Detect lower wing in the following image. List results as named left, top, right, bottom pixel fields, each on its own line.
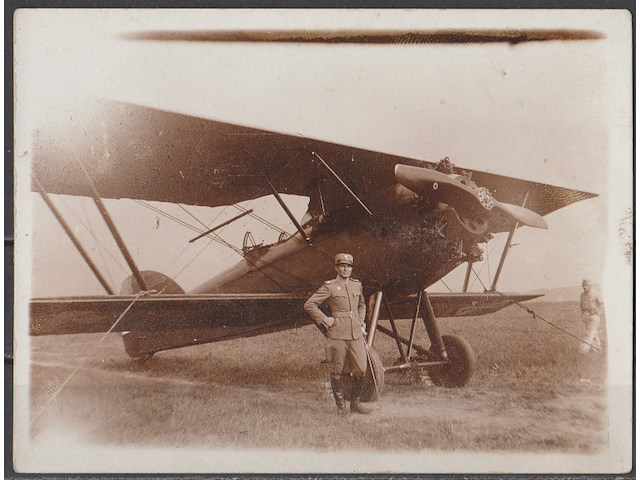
left=31, top=292, right=543, bottom=336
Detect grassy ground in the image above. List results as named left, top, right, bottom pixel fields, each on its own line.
left=28, top=301, right=607, bottom=453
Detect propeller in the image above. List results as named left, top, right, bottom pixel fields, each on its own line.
left=123, top=29, right=604, bottom=45
left=394, top=164, right=547, bottom=230
left=491, top=201, right=547, bottom=230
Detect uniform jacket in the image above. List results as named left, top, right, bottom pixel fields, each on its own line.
left=304, top=278, right=367, bottom=340
left=580, top=290, right=603, bottom=315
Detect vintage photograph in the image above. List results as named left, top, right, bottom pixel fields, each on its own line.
left=13, top=9, right=632, bottom=474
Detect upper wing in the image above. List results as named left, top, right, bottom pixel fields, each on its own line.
left=32, top=99, right=412, bottom=215
left=464, top=168, right=596, bottom=219
left=32, top=99, right=595, bottom=221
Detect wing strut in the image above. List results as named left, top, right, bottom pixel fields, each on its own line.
left=490, top=192, right=528, bottom=291
left=34, top=176, right=115, bottom=295
left=312, top=152, right=373, bottom=217
left=77, top=163, right=149, bottom=292
left=365, top=289, right=478, bottom=387
left=462, top=261, right=473, bottom=292
left=267, top=180, right=311, bottom=243
left=91, top=195, right=149, bottom=292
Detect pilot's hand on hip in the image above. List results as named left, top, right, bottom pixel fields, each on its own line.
left=324, top=317, right=335, bottom=328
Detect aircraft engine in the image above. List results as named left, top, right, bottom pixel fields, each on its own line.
left=394, top=163, right=547, bottom=231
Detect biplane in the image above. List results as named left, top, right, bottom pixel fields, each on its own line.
left=28, top=28, right=601, bottom=400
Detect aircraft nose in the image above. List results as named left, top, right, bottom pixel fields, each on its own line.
left=395, top=163, right=548, bottom=230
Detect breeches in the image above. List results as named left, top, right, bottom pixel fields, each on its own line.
left=581, top=313, right=602, bottom=352
left=326, top=337, right=367, bottom=377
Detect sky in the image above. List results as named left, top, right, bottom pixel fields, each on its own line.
left=14, top=9, right=632, bottom=297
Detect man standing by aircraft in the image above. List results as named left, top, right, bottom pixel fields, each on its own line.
left=304, top=253, right=371, bottom=416
left=579, top=278, right=604, bottom=354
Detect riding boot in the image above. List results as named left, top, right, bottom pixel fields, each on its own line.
left=330, top=374, right=349, bottom=416
left=350, top=376, right=372, bottom=414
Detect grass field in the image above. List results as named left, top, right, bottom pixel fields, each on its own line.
left=28, top=300, right=607, bottom=454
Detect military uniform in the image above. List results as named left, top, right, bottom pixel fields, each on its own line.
left=580, top=280, right=603, bottom=353
left=304, top=277, right=368, bottom=376
left=304, top=253, right=371, bottom=415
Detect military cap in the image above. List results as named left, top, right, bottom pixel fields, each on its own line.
left=582, top=278, right=592, bottom=286
left=335, top=253, right=354, bottom=266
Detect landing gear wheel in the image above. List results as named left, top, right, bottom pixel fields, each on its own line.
left=361, top=347, right=385, bottom=402
left=122, top=332, right=155, bottom=364
left=428, top=335, right=476, bottom=388
left=132, top=352, right=155, bottom=365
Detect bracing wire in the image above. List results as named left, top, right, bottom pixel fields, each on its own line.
left=177, top=203, right=211, bottom=230
left=469, top=235, right=501, bottom=291
left=134, top=195, right=373, bottom=293
left=233, top=198, right=312, bottom=251
left=469, top=266, right=603, bottom=352
left=439, top=278, right=453, bottom=293
left=56, top=195, right=129, bottom=276
left=133, top=199, right=315, bottom=291
left=57, top=156, right=313, bottom=292
left=172, top=236, right=218, bottom=281
left=168, top=204, right=236, bottom=280
left=159, top=202, right=235, bottom=275
left=30, top=291, right=150, bottom=426
left=171, top=202, right=258, bottom=279
left=133, top=200, right=243, bottom=254
left=140, top=194, right=318, bottom=291
left=234, top=204, right=290, bottom=237
left=494, top=289, right=604, bottom=353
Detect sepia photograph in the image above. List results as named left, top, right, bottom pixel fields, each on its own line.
left=12, top=8, right=633, bottom=474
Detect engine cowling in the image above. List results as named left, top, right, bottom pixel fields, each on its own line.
left=394, top=163, right=547, bottom=230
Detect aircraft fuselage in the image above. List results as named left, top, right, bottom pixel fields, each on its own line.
left=192, top=186, right=484, bottom=300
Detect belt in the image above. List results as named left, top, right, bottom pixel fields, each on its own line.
left=333, top=310, right=357, bottom=318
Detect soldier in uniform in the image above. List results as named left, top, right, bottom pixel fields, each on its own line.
left=579, top=278, right=604, bottom=354
left=304, top=253, right=371, bottom=416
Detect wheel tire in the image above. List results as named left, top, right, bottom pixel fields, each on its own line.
left=360, top=347, right=385, bottom=402
left=123, top=332, right=155, bottom=363
left=132, top=352, right=155, bottom=365
left=428, top=335, right=476, bottom=388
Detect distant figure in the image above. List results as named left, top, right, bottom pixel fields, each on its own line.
left=579, top=278, right=604, bottom=354
left=304, top=253, right=371, bottom=416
